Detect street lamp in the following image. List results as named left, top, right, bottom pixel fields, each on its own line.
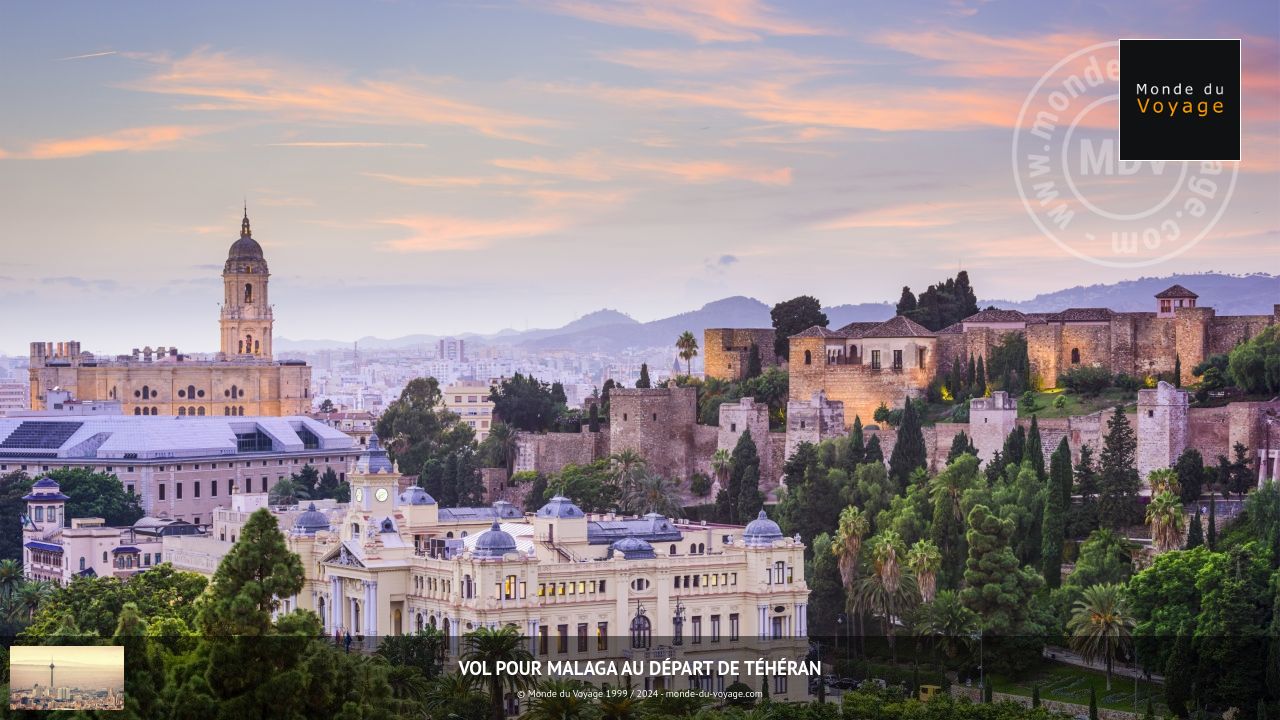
left=672, top=597, right=685, bottom=646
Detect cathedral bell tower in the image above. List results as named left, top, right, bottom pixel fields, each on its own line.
left=220, top=206, right=274, bottom=358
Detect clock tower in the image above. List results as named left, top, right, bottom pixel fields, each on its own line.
left=347, top=434, right=400, bottom=523
left=220, top=206, right=274, bottom=358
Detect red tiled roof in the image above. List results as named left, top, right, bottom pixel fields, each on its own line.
left=1155, top=284, right=1198, bottom=299
left=962, top=308, right=1028, bottom=324
left=790, top=325, right=843, bottom=339
left=835, top=321, right=882, bottom=338
left=937, top=322, right=964, bottom=334
left=1046, top=308, right=1116, bottom=323
left=862, top=315, right=936, bottom=338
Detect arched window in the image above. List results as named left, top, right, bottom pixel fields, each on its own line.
left=244, top=283, right=253, bottom=303
left=178, top=407, right=186, bottom=416
left=79, top=557, right=85, bottom=571
left=803, top=350, right=812, bottom=365
left=1071, top=348, right=1081, bottom=364
left=187, top=385, right=196, bottom=400
left=134, top=407, right=142, bottom=416
left=197, top=407, right=205, bottom=416
left=245, top=334, right=254, bottom=354
left=416, top=614, right=423, bottom=633
left=189, top=406, right=196, bottom=416
left=670, top=544, right=677, bottom=556
left=142, top=385, right=151, bottom=399
left=238, top=340, right=244, bottom=353
left=254, top=339, right=260, bottom=354
left=698, top=543, right=705, bottom=554
left=463, top=575, right=474, bottom=599
left=630, top=613, right=652, bottom=649
left=102, top=551, right=108, bottom=563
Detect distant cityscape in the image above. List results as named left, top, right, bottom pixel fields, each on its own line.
left=8, top=646, right=124, bottom=711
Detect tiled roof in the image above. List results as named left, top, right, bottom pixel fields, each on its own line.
left=862, top=316, right=936, bottom=338
left=789, top=325, right=843, bottom=339
left=1046, top=308, right=1116, bottom=323
left=1023, top=313, right=1051, bottom=325
left=962, top=308, right=1027, bottom=324
left=1155, top=284, right=1198, bottom=299
left=24, top=541, right=63, bottom=553
left=937, top=322, right=964, bottom=335
left=835, top=321, right=882, bottom=338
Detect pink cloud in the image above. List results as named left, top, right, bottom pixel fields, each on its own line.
left=541, top=0, right=835, bottom=43
left=15, top=125, right=207, bottom=159
left=124, top=49, right=552, bottom=143
left=492, top=150, right=792, bottom=185
left=362, top=172, right=550, bottom=188
left=379, top=214, right=570, bottom=252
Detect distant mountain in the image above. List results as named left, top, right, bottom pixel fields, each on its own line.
left=275, top=273, right=1278, bottom=353
left=984, top=273, right=1279, bottom=315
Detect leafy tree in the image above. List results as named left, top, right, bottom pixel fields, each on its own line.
left=377, top=377, right=476, bottom=475
left=947, top=431, right=977, bottom=464
left=960, top=504, right=1043, bottom=669
left=989, top=332, right=1032, bottom=395
left=807, top=533, right=844, bottom=636
left=770, top=295, right=828, bottom=359
left=689, top=473, right=712, bottom=498
left=315, top=467, right=344, bottom=501
left=930, top=454, right=982, bottom=590
left=519, top=472, right=549, bottom=513
left=1097, top=406, right=1140, bottom=530
left=291, top=463, right=321, bottom=496
left=317, top=398, right=336, bottom=413
left=548, top=461, right=618, bottom=513
left=896, top=286, right=917, bottom=315
left=846, top=416, right=866, bottom=469
left=0, top=471, right=35, bottom=561
left=1228, top=441, right=1256, bottom=498
left=898, top=272, right=979, bottom=331
left=888, top=397, right=927, bottom=491
left=676, top=331, right=699, bottom=376
left=1228, top=324, right=1280, bottom=394
left=1206, top=494, right=1217, bottom=550
left=636, top=363, right=652, bottom=389
left=1041, top=438, right=1071, bottom=588
left=42, top=467, right=145, bottom=528
left=746, top=343, right=763, bottom=379
left=588, top=403, right=600, bottom=432
left=487, top=373, right=565, bottom=433
left=1067, top=529, right=1134, bottom=588
left=1173, top=448, right=1204, bottom=503
left=1068, top=584, right=1133, bottom=690
left=1245, top=480, right=1280, bottom=566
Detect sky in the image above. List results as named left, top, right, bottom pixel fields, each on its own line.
left=0, top=0, right=1277, bottom=355
left=10, top=645, right=124, bottom=691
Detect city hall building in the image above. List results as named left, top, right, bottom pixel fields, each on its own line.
left=163, top=435, right=813, bottom=702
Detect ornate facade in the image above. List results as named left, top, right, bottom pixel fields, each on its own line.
left=27, top=209, right=312, bottom=416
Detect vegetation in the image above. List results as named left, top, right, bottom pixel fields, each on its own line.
left=770, top=295, right=828, bottom=359
left=895, top=271, right=979, bottom=332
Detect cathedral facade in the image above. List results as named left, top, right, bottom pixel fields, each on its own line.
left=27, top=210, right=312, bottom=416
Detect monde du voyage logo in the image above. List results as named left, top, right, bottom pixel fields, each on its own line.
left=1120, top=39, right=1241, bottom=161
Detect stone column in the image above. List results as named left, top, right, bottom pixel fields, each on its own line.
left=330, top=577, right=341, bottom=632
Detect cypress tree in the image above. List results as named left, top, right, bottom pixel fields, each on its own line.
left=847, top=416, right=866, bottom=469
left=1032, top=684, right=1041, bottom=708
left=1003, top=425, right=1026, bottom=471
left=865, top=434, right=884, bottom=464
left=588, top=403, right=600, bottom=432
left=967, top=354, right=976, bottom=390
left=889, top=398, right=927, bottom=491
left=1097, top=406, right=1140, bottom=530
left=1088, top=688, right=1098, bottom=720
left=728, top=429, right=760, bottom=523
left=738, top=465, right=763, bottom=521
left=636, top=363, right=651, bottom=389
left=1041, top=437, right=1071, bottom=588
left=975, top=356, right=987, bottom=396
left=1025, top=415, right=1045, bottom=480
left=951, top=356, right=964, bottom=398
left=947, top=431, right=977, bottom=464
left=1207, top=495, right=1217, bottom=549
left=983, top=676, right=993, bottom=703
left=1186, top=509, right=1203, bottom=548
left=746, top=343, right=763, bottom=379
left=1174, top=356, right=1182, bottom=388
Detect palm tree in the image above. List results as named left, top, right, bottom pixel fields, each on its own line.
left=1067, top=583, right=1134, bottom=691
left=598, top=693, right=638, bottom=720
left=423, top=672, right=485, bottom=717
left=1145, top=490, right=1186, bottom=553
left=711, top=449, right=732, bottom=493
left=832, top=506, right=868, bottom=588
left=0, top=559, right=22, bottom=600
left=912, top=590, right=979, bottom=661
left=1146, top=468, right=1181, bottom=497
left=906, top=539, right=942, bottom=603
left=624, top=472, right=684, bottom=517
left=609, top=450, right=647, bottom=493
left=676, top=331, right=699, bottom=376
left=486, top=421, right=519, bottom=475
left=462, top=625, right=535, bottom=720
left=9, top=580, right=54, bottom=623
left=852, top=530, right=919, bottom=657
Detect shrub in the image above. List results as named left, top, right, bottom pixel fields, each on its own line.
left=690, top=473, right=712, bottom=497
left=1114, top=373, right=1142, bottom=392
left=1059, top=366, right=1113, bottom=396
left=1053, top=395, right=1067, bottom=410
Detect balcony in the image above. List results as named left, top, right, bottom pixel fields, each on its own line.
left=623, top=645, right=675, bottom=661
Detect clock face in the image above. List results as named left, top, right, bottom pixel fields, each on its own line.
left=354, top=488, right=364, bottom=502
left=375, top=488, right=389, bottom=502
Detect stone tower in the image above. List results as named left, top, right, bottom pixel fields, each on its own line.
left=220, top=206, right=274, bottom=358
left=1137, top=380, right=1189, bottom=489
left=969, top=391, right=1018, bottom=468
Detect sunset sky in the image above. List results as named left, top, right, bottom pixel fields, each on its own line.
left=1, top=1, right=1277, bottom=354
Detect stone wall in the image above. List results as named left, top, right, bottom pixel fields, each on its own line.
left=718, top=397, right=775, bottom=483
left=512, top=429, right=607, bottom=476
left=704, top=328, right=777, bottom=381
left=784, top=391, right=846, bottom=462
left=789, top=335, right=930, bottom=428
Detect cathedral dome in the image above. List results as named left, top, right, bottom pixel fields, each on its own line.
left=225, top=209, right=267, bottom=269
left=742, top=510, right=783, bottom=547
left=292, top=503, right=330, bottom=535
